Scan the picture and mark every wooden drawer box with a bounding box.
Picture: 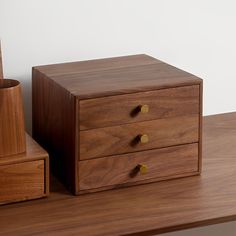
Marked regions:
[32,54,202,195]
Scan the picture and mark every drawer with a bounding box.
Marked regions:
[80,85,200,130]
[80,114,199,160]
[79,143,199,190]
[0,160,45,204]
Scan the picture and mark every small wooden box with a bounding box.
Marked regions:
[0,134,49,205]
[32,54,202,195]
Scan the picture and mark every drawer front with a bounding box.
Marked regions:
[79,143,199,190]
[0,160,45,204]
[80,85,199,130]
[80,115,199,160]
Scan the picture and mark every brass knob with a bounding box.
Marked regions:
[139,134,149,144]
[137,164,148,174]
[139,104,149,113]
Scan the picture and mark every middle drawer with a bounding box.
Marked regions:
[80,114,199,160]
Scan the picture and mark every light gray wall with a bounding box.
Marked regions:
[1,0,236,234]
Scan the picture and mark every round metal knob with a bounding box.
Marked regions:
[139,134,149,144]
[139,104,149,113]
[137,164,148,174]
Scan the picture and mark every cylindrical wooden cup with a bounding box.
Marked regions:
[0,79,26,157]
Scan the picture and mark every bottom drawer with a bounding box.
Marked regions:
[79,143,199,191]
[0,160,46,205]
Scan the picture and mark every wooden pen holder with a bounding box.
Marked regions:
[0,79,26,157]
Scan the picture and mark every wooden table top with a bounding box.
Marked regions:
[1,112,236,236]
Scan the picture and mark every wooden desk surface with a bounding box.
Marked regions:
[1,112,236,236]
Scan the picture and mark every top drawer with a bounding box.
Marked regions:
[79,85,200,130]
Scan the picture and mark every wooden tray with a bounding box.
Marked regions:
[0,134,49,205]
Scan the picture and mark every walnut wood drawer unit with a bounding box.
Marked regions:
[32,54,203,195]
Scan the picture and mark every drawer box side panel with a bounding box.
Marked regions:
[32,68,78,193]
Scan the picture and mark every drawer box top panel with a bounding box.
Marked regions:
[34,54,159,76]
[33,54,202,100]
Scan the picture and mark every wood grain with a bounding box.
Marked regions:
[0,113,235,236]
[80,115,199,160]
[34,54,159,77]
[0,79,26,157]
[80,85,200,130]
[0,160,45,205]
[79,143,199,190]
[34,54,202,100]
[49,63,202,99]
[32,69,78,193]
[0,133,49,205]
[0,41,3,79]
